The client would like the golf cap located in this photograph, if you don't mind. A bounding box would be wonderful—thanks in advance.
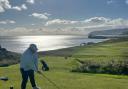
[30,44,38,50]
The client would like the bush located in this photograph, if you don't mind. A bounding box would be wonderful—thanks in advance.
[72,59,128,75]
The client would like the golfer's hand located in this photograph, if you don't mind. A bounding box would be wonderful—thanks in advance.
[37,70,42,74]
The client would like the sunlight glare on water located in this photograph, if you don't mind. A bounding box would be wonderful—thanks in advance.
[17,36,72,52]
[0,35,107,53]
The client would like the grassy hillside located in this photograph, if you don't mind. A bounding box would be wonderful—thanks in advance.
[0,38,128,89]
[73,38,128,61]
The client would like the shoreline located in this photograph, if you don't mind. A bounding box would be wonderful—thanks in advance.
[38,39,108,56]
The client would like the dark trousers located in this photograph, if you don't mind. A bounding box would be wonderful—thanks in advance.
[20,68,36,89]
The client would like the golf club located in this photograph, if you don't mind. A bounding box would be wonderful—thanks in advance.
[39,73,61,89]
[34,57,61,89]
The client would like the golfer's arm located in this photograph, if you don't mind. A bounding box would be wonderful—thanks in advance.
[35,58,39,71]
[33,53,39,72]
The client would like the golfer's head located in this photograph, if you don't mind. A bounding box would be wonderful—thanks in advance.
[29,44,38,53]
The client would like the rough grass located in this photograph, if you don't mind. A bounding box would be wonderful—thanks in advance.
[0,38,128,89]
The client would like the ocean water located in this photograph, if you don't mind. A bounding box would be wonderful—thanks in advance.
[0,35,107,53]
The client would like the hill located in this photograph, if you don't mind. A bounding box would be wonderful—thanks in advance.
[88,28,128,38]
[0,45,20,67]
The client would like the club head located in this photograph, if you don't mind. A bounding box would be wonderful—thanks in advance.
[0,77,8,81]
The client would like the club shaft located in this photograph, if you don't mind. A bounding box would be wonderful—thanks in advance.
[40,74,60,89]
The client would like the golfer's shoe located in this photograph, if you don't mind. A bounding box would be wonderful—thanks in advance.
[33,86,41,89]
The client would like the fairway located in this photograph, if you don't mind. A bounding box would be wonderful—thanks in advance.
[0,56,128,89]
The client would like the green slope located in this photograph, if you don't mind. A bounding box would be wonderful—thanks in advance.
[72,38,128,61]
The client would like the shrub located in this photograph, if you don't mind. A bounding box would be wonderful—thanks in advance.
[72,59,128,75]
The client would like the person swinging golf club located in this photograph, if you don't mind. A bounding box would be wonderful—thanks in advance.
[20,44,41,89]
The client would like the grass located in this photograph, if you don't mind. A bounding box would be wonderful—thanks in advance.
[73,40,128,61]
[0,38,128,89]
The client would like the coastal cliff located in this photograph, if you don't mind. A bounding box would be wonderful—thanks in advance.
[88,28,128,39]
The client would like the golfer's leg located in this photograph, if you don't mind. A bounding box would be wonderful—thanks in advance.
[20,69,28,89]
[28,70,36,87]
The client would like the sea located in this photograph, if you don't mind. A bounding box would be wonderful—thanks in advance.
[0,35,107,53]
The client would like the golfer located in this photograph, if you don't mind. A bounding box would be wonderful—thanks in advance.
[20,44,41,89]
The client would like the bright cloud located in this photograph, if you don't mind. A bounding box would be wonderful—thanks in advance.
[29,13,49,20]
[0,0,11,13]
[26,0,35,4]
[0,0,28,12]
[0,20,16,24]
[126,0,128,5]
[45,19,78,26]
[21,4,27,10]
[45,17,128,29]
[106,18,128,27]
[12,6,22,11]
[12,4,27,11]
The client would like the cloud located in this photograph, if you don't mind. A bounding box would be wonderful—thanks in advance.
[0,0,11,13]
[0,27,50,36]
[43,12,51,16]
[106,18,128,27]
[126,0,128,5]
[0,27,89,36]
[26,0,35,4]
[31,24,35,25]
[21,4,27,10]
[0,20,16,24]
[84,17,110,24]
[12,4,27,11]
[29,13,49,20]
[1,17,128,36]
[45,17,128,29]
[45,17,110,26]
[0,27,29,36]
[12,6,22,11]
[45,19,78,26]
[0,0,28,12]
[107,0,114,4]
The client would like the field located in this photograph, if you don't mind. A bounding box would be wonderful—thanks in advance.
[0,38,128,89]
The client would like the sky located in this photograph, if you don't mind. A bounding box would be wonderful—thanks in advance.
[0,0,128,35]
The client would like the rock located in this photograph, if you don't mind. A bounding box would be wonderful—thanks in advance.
[87,42,95,45]
[80,43,87,46]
